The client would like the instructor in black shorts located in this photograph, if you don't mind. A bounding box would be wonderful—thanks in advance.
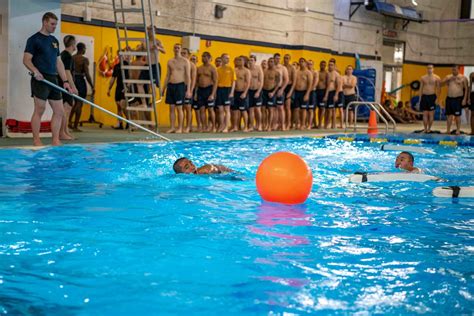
[23,12,73,146]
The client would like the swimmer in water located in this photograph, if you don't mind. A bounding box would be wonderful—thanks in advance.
[173,157,233,174]
[395,151,422,173]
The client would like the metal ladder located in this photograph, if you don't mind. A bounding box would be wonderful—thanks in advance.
[112,0,162,130]
[344,101,397,134]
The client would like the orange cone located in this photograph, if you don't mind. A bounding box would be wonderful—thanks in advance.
[367,110,378,134]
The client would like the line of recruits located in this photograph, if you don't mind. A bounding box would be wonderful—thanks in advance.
[109,42,359,133]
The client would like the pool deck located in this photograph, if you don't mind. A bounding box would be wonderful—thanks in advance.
[0,121,472,148]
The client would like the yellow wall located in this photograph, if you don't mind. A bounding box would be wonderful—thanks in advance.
[62,21,355,127]
[401,63,452,106]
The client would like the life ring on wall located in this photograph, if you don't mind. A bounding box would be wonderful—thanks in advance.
[98,46,119,77]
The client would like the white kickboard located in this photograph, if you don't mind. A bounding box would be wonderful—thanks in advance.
[433,186,474,198]
[350,172,439,183]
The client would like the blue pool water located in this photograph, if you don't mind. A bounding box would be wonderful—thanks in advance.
[0,137,473,315]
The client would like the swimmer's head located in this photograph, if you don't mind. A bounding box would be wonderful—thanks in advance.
[328,60,335,71]
[215,57,222,67]
[202,52,211,63]
[173,157,197,174]
[273,53,281,64]
[320,60,326,70]
[190,54,198,64]
[345,65,353,76]
[173,43,182,55]
[427,64,434,75]
[76,42,86,54]
[249,55,256,67]
[284,54,291,64]
[221,53,230,65]
[298,57,306,68]
[452,65,460,76]
[181,47,190,58]
[395,151,414,170]
[267,57,275,68]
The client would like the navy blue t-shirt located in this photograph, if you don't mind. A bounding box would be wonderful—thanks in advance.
[24,32,60,75]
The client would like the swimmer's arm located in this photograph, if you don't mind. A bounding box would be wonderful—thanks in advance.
[280,67,289,92]
[163,61,171,95]
[324,73,330,99]
[56,58,74,93]
[272,72,281,94]
[418,78,424,100]
[289,72,296,95]
[243,69,251,95]
[305,71,313,99]
[155,39,166,54]
[83,58,94,90]
[257,67,264,94]
[230,69,235,97]
[107,76,117,96]
[440,75,451,86]
[312,71,319,90]
[336,74,343,93]
[463,77,469,103]
[185,60,191,95]
[215,165,234,173]
[211,66,218,98]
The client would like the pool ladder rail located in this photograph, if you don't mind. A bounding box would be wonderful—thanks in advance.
[112,0,163,131]
[345,101,397,134]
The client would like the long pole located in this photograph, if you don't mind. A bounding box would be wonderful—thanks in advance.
[35,76,171,141]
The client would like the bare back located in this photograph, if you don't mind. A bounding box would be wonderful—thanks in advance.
[190,62,197,90]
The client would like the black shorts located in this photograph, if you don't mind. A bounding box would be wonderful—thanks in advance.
[420,94,436,111]
[276,92,284,106]
[74,75,87,98]
[335,91,344,108]
[308,90,316,109]
[284,85,293,100]
[316,89,326,108]
[197,85,214,108]
[115,87,125,102]
[262,89,276,107]
[326,90,336,108]
[63,90,74,106]
[139,63,161,84]
[30,74,62,101]
[248,89,262,107]
[165,82,185,106]
[232,91,249,111]
[216,87,232,106]
[344,94,357,110]
[294,90,308,109]
[445,96,463,116]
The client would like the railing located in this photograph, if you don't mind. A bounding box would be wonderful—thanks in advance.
[345,101,396,134]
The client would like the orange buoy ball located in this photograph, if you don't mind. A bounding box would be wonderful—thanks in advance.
[256,152,313,205]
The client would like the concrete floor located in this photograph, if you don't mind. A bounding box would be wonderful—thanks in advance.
[0,121,472,148]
